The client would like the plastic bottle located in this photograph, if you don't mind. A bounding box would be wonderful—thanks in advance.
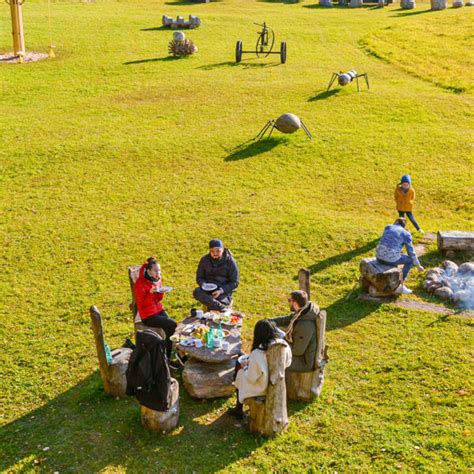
[207,327,215,349]
[104,343,113,364]
[217,322,224,340]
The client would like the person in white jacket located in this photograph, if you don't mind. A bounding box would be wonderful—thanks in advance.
[230,319,292,419]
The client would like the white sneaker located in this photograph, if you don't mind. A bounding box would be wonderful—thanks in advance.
[401,285,413,295]
[418,229,424,234]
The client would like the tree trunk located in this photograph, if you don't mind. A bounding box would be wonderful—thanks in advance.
[298,268,311,299]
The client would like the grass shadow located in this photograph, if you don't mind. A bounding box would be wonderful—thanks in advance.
[391,7,436,16]
[141,26,168,31]
[164,0,196,5]
[308,88,341,102]
[123,56,182,65]
[224,137,285,162]
[0,371,261,473]
[307,239,379,274]
[198,60,281,70]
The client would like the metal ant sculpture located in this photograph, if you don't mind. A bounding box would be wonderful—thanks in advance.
[257,113,313,141]
[327,70,369,92]
[235,22,287,64]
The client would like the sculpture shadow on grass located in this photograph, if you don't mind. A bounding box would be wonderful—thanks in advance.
[141,25,168,31]
[123,56,182,65]
[164,0,196,5]
[0,371,261,473]
[224,137,286,162]
[391,7,436,15]
[308,89,340,102]
[198,60,280,70]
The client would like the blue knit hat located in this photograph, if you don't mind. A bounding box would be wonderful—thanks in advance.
[401,174,411,184]
[209,239,223,249]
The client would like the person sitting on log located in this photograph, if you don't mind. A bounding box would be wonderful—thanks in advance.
[134,257,179,366]
[193,239,239,311]
[268,290,319,373]
[376,217,425,294]
[229,319,292,420]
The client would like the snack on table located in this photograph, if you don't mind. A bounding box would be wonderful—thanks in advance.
[192,326,209,341]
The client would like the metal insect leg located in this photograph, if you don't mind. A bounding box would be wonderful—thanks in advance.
[267,122,276,139]
[257,120,274,140]
[300,121,313,140]
[356,75,360,92]
[327,73,339,91]
[362,72,369,90]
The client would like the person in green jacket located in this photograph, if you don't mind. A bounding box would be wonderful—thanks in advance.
[269,290,320,372]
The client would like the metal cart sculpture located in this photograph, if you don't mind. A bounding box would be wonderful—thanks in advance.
[327,70,369,92]
[257,113,313,141]
[235,22,287,64]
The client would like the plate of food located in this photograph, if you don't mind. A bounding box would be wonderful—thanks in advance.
[156,286,173,293]
[213,314,231,324]
[201,282,218,292]
[170,334,184,343]
[179,338,197,347]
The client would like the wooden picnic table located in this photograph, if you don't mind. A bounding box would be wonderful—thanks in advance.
[175,311,244,399]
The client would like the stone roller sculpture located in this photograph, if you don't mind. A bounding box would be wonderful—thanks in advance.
[256,113,313,141]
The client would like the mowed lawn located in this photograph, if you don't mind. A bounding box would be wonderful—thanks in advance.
[0,0,473,471]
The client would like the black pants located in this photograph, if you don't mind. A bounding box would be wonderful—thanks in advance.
[193,287,232,311]
[398,211,420,231]
[142,310,177,359]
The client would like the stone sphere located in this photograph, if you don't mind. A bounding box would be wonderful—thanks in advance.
[173,31,186,42]
[275,113,301,134]
[434,287,454,300]
[338,74,351,86]
[457,262,474,275]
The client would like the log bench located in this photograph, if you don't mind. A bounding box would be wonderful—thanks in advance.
[244,339,289,437]
[286,310,328,401]
[90,306,132,399]
[359,257,402,297]
[140,379,180,432]
[128,265,166,340]
[437,231,474,257]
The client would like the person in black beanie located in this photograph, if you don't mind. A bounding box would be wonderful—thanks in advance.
[193,239,239,311]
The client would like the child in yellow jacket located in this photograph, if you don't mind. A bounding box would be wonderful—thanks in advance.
[395,174,423,233]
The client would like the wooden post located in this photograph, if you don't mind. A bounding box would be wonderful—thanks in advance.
[298,268,311,299]
[9,0,25,56]
[247,340,289,437]
[90,305,131,399]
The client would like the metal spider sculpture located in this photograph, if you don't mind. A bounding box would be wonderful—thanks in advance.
[327,70,369,92]
[257,113,313,141]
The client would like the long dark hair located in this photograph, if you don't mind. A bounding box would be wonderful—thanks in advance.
[251,319,277,351]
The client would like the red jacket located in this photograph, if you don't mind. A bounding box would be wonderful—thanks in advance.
[134,264,164,319]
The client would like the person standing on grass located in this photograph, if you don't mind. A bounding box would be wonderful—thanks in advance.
[376,218,425,294]
[395,174,423,233]
[193,239,239,311]
[134,257,178,364]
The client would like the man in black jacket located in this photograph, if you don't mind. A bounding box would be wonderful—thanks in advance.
[193,239,239,311]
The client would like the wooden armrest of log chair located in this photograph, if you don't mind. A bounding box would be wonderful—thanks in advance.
[245,339,289,437]
[286,310,328,402]
[90,305,132,399]
[140,378,180,432]
[128,265,166,340]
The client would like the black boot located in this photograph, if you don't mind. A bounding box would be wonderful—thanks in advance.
[228,402,243,420]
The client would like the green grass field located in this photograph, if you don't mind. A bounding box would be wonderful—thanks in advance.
[1,0,473,471]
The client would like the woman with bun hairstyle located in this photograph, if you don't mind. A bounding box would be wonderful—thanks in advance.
[133,257,177,360]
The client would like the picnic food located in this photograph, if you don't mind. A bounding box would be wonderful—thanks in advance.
[192,326,210,341]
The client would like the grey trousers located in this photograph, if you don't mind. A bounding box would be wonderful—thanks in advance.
[193,287,232,311]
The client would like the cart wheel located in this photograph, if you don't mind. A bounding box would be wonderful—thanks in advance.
[280,42,287,64]
[235,40,242,63]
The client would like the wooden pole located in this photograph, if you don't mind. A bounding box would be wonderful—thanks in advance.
[90,305,112,394]
[9,0,25,56]
[298,268,311,299]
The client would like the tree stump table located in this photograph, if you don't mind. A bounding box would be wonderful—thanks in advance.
[177,314,243,399]
[140,379,180,432]
[359,258,402,297]
[90,306,132,399]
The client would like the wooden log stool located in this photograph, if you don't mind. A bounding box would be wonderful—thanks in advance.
[90,305,132,399]
[128,265,166,340]
[286,310,328,402]
[245,339,289,437]
[359,257,402,297]
[140,379,180,432]
[183,358,235,398]
[437,231,474,257]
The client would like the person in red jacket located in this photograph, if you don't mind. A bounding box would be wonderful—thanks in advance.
[134,257,177,360]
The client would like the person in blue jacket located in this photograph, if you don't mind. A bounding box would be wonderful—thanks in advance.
[193,239,239,311]
[376,218,425,294]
